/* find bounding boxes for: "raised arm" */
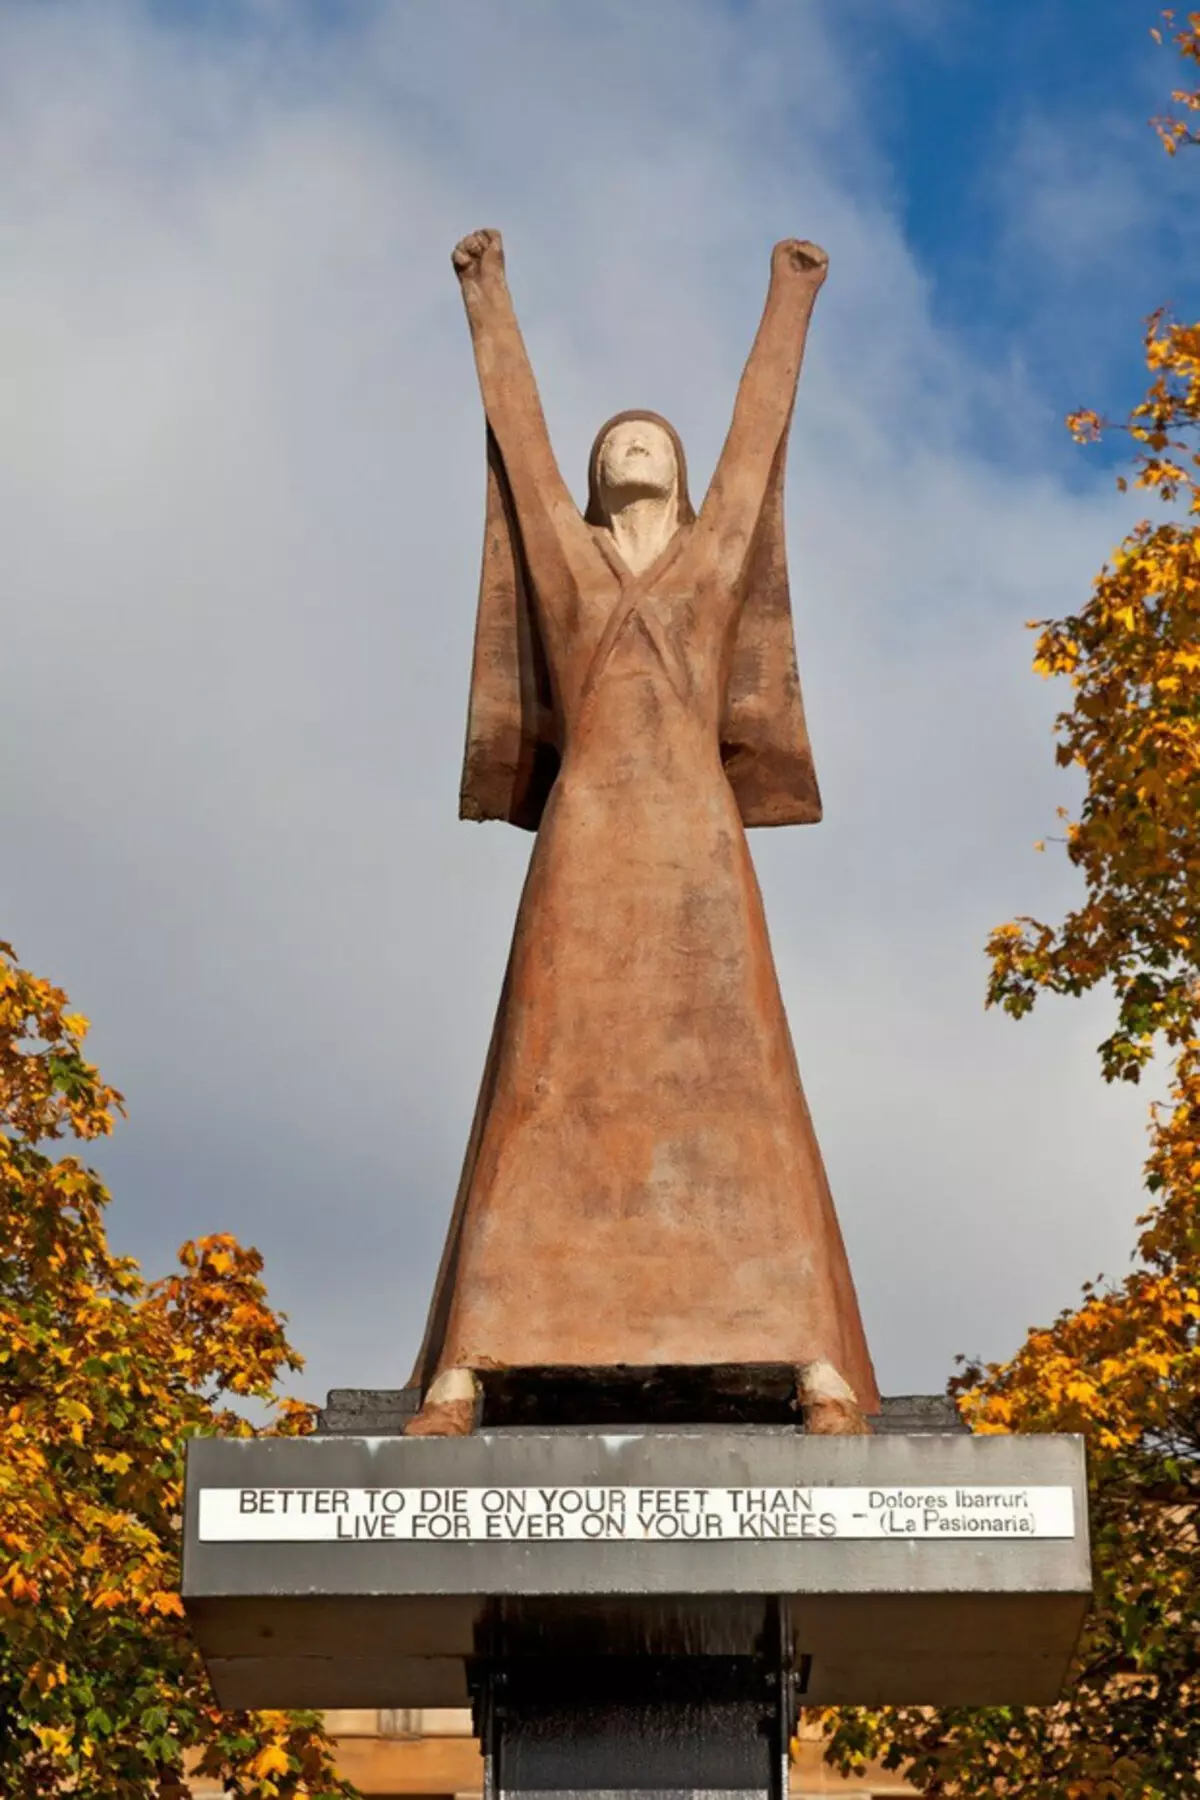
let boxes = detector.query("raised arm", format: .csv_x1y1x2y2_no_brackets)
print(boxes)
699,239,828,559
452,229,584,555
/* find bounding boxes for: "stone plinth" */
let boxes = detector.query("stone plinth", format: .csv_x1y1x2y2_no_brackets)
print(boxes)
183,1426,1089,1711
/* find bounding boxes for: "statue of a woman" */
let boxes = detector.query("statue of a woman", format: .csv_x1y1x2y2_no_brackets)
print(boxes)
408,230,878,1433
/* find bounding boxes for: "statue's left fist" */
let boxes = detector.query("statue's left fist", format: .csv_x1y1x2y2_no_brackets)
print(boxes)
452,228,505,279
772,239,829,283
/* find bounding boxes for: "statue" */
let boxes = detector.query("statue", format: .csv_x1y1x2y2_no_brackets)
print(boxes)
184,236,1090,1768
408,229,878,1435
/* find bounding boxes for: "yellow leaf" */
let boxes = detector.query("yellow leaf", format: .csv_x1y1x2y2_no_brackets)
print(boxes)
144,1589,185,1617
251,1743,291,1778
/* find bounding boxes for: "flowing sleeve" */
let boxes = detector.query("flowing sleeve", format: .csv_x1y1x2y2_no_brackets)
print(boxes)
703,242,828,828
456,243,594,599
454,234,595,829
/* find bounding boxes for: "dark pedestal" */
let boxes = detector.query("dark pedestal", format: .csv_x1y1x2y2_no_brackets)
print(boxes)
473,1634,795,1800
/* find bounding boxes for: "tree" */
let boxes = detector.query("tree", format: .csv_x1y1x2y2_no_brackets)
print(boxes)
0,941,357,1798
822,14,1200,1797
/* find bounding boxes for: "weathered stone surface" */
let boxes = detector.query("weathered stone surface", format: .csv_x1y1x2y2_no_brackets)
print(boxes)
413,231,878,1413
319,1388,419,1433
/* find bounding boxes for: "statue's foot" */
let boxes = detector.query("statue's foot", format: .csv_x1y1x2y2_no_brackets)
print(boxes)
796,1360,870,1435
404,1367,482,1437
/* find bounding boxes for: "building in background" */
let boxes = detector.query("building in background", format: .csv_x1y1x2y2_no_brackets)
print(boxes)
187,1709,914,1797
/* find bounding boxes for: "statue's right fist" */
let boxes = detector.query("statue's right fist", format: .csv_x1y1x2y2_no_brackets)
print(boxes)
452,228,504,279
771,239,829,284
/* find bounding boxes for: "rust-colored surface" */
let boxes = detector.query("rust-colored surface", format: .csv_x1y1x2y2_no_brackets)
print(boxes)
414,232,878,1413
403,1396,476,1437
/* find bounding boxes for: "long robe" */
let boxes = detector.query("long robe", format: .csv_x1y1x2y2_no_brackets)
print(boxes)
414,246,879,1412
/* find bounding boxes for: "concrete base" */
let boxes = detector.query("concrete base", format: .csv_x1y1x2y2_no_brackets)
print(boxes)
183,1427,1089,1710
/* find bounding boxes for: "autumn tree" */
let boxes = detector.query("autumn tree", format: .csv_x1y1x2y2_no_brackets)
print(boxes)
822,14,1200,1798
0,942,357,1798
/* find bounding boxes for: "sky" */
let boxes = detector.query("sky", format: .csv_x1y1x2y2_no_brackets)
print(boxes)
3,0,1196,1407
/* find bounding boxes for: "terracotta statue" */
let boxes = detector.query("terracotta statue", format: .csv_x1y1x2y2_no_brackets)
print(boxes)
408,229,878,1435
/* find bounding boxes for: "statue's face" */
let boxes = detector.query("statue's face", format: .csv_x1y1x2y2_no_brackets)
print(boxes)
596,418,678,510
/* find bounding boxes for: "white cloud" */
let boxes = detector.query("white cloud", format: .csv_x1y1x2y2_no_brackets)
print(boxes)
998,112,1155,277
982,74,1200,398
0,0,1153,1401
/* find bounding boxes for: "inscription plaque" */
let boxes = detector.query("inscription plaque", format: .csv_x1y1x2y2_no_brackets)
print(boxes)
200,1482,1075,1544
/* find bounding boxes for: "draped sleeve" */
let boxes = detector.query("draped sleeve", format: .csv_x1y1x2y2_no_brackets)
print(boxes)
459,426,561,828
454,232,600,828
705,242,829,827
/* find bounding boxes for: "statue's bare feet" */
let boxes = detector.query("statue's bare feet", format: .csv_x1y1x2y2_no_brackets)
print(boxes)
772,238,829,283
796,1360,870,1435
404,1366,482,1437
452,228,504,281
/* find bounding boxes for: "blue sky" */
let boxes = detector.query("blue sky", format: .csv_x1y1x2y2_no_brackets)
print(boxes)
864,1,1197,404
1,0,1193,1404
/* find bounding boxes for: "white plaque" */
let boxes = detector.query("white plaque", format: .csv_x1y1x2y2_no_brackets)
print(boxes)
198,1483,1075,1544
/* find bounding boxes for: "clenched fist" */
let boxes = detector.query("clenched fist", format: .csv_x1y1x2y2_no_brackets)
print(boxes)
771,239,829,284
452,228,505,281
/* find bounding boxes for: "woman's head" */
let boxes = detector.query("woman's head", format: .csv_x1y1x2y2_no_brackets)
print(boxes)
585,411,695,528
